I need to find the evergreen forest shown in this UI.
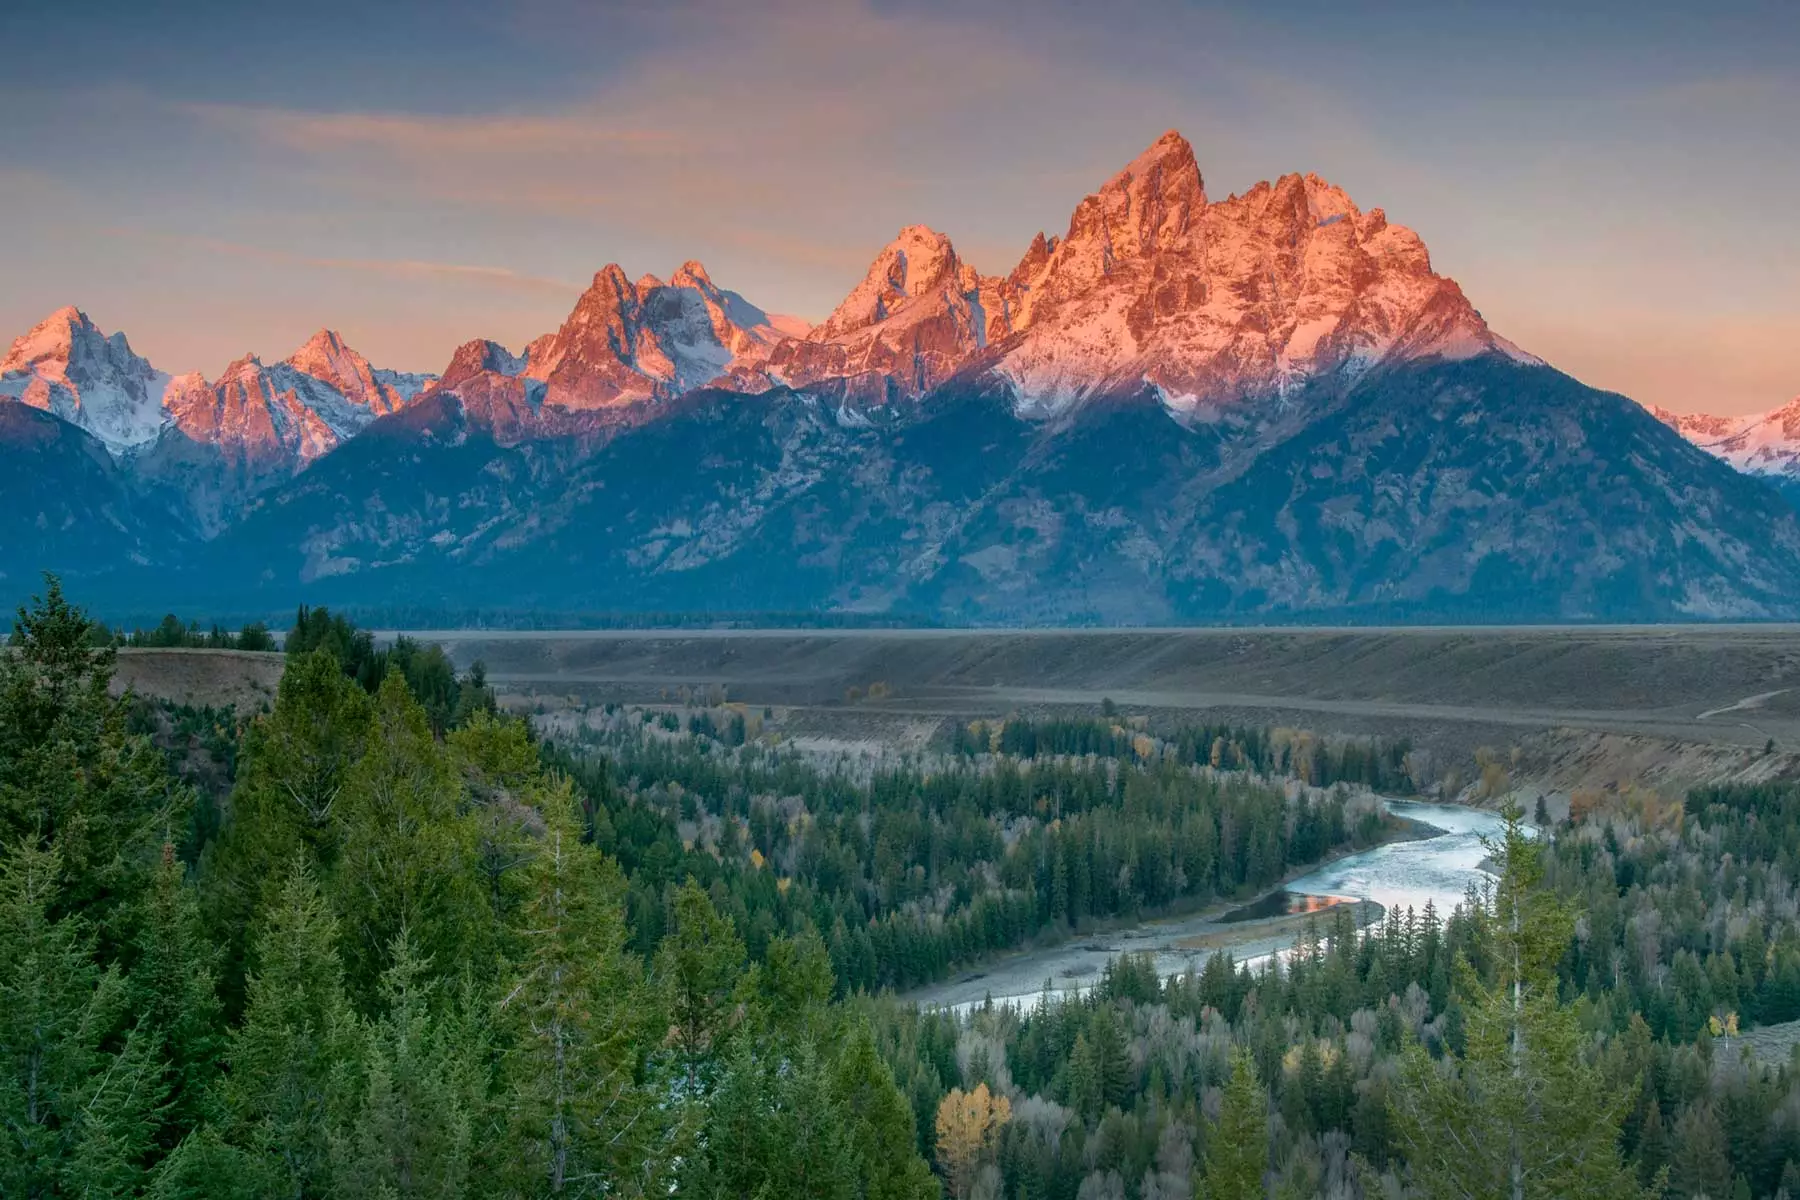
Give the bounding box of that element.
[3,579,1798,1198]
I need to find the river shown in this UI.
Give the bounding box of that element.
[905,800,1510,1014]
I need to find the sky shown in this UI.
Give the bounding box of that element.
[1,0,1796,415]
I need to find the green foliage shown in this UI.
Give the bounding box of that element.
[553,718,1376,994]
[655,880,747,1086]
[10,580,1800,1198]
[328,673,489,1009]
[115,616,273,651]
[0,838,168,1198]
[0,574,187,949]
[953,713,1417,795]
[287,605,495,734]
[331,934,478,1200]
[0,584,945,1199]
[219,860,361,1197]
[496,787,667,1197]
[1200,1049,1268,1200]
[130,846,223,1141]
[202,648,374,1016]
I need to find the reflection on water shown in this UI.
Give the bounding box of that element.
[1286,800,1510,918]
[1221,889,1357,923]
[912,799,1512,1016]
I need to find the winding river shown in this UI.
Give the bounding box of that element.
[906,800,1509,1014]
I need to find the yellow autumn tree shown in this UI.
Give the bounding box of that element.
[934,1082,1012,1199]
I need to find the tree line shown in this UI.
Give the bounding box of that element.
[950,715,1417,794]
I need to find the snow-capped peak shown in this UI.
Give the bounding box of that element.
[761,226,993,400]
[985,129,1525,416]
[1652,395,1800,485]
[0,305,441,465]
[812,226,963,343]
[0,305,88,370]
[516,261,802,410]
[0,306,172,453]
[441,339,529,388]
[159,328,437,470]
[283,327,428,416]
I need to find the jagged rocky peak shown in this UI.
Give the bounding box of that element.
[519,260,800,410]
[669,259,714,290]
[1015,128,1206,312]
[440,339,529,388]
[762,225,993,400]
[0,305,171,453]
[159,330,435,470]
[987,128,1533,416]
[1,304,90,369]
[811,225,967,342]
[283,328,428,414]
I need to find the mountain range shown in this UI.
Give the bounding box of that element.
[1651,399,1800,504]
[6,130,1799,623]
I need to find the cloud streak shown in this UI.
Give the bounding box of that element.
[175,0,1191,279]
[109,228,584,297]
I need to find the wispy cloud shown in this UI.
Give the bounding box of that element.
[173,0,1192,276]
[103,228,583,297]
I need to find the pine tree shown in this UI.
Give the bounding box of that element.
[148,1126,261,1200]
[498,784,665,1197]
[829,1023,940,1200]
[329,672,487,1009]
[654,879,747,1089]
[1067,1032,1101,1123]
[1198,1048,1267,1200]
[1636,1096,1670,1189]
[204,648,373,1016]
[447,713,544,929]
[130,844,225,1142]
[0,838,168,1197]
[1668,1103,1732,1200]
[1088,1006,1132,1113]
[1389,807,1654,1200]
[221,859,361,1198]
[748,926,836,1036]
[696,1037,856,1200]
[333,933,475,1199]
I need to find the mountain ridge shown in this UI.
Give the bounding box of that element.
[5,129,1799,622]
[1653,396,1800,498]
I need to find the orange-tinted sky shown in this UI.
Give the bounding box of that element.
[2,0,1796,415]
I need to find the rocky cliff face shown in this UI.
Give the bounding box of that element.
[159,329,430,470]
[766,226,992,402]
